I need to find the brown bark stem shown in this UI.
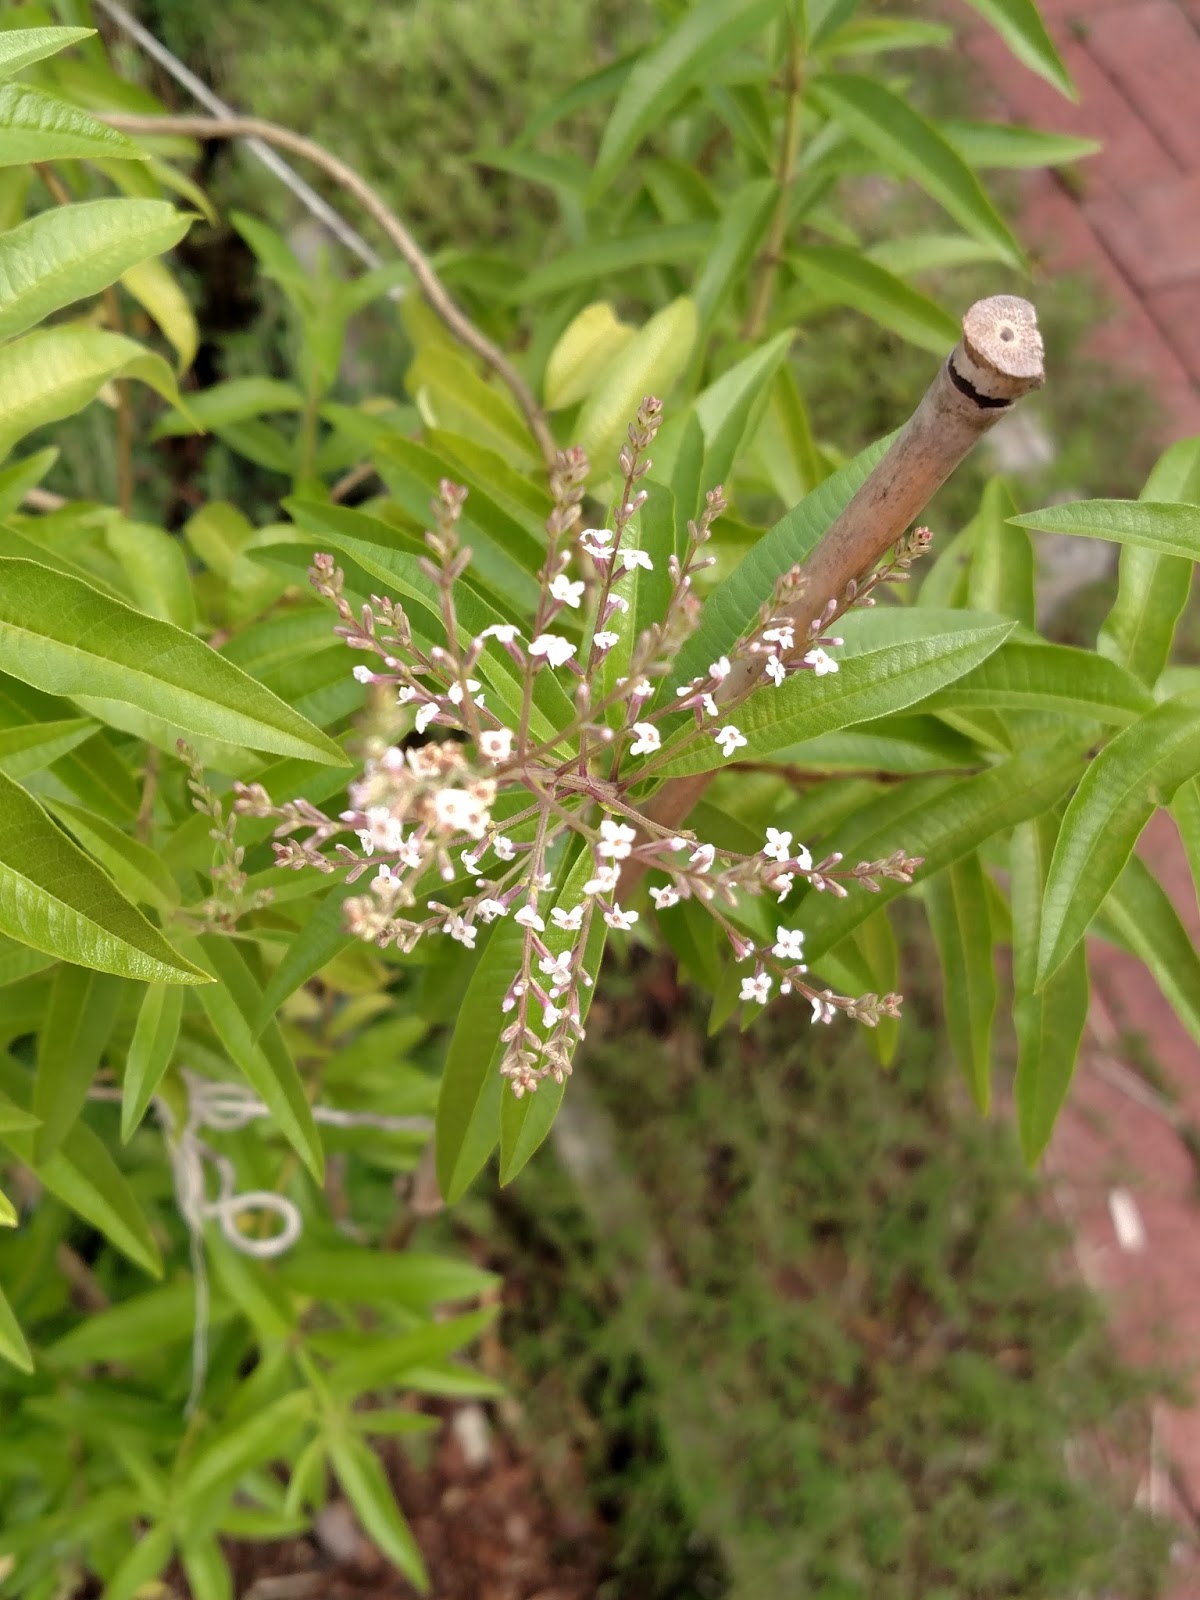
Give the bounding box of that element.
[102,112,559,474]
[631,295,1045,880]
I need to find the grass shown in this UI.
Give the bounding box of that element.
[468,948,1172,1599]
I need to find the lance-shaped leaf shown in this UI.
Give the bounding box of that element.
[0,1280,31,1373]
[966,477,1034,629]
[0,82,143,167]
[0,558,345,763]
[1010,814,1089,1162]
[0,198,192,344]
[791,245,960,354]
[0,26,96,78]
[1037,698,1200,986]
[920,638,1153,725]
[33,964,123,1162]
[1096,854,1200,1052]
[121,982,183,1141]
[959,0,1075,98]
[0,768,204,982]
[1011,498,1200,560]
[327,1425,428,1591]
[924,853,997,1111]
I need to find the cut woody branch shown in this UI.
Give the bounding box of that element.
[626,294,1046,886]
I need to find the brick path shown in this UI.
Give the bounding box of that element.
[957,4,1200,1587]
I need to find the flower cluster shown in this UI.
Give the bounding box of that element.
[235,399,923,1096]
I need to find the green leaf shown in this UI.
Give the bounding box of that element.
[0,1052,162,1275]
[1098,436,1200,686]
[180,1391,312,1509]
[1011,498,1200,560]
[180,1538,233,1600]
[799,738,1084,961]
[0,26,96,78]
[867,233,1009,276]
[1097,854,1200,1051]
[921,638,1153,725]
[0,716,96,778]
[0,767,204,982]
[0,558,346,763]
[318,1306,497,1398]
[0,1279,31,1373]
[0,198,191,344]
[543,301,635,409]
[1038,698,1200,986]
[966,477,1034,629]
[923,854,996,1110]
[692,331,794,490]
[408,345,537,464]
[278,1247,496,1311]
[48,799,180,912]
[509,224,711,302]
[152,375,304,437]
[692,177,777,337]
[327,1426,428,1590]
[182,933,324,1183]
[589,0,777,196]
[652,613,1014,778]
[103,518,196,631]
[0,446,58,518]
[791,244,960,354]
[121,982,182,1141]
[46,1279,208,1367]
[1172,778,1200,919]
[0,82,143,167]
[122,254,200,372]
[810,74,1023,266]
[1011,814,1089,1162]
[96,1523,174,1600]
[0,325,187,461]
[252,883,357,1037]
[576,297,698,472]
[33,964,122,1162]
[959,0,1076,98]
[938,119,1098,170]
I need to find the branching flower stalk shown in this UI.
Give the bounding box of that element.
[235,401,922,1096]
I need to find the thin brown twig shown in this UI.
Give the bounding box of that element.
[330,460,380,503]
[101,112,558,473]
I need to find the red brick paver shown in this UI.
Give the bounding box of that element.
[955,5,1200,1587]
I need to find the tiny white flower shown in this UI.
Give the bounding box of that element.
[598,819,638,860]
[676,682,697,698]
[550,904,585,932]
[415,702,439,733]
[604,905,639,931]
[669,837,689,852]
[606,595,629,615]
[374,862,399,889]
[769,871,794,901]
[529,633,576,669]
[811,993,836,1025]
[398,684,418,704]
[476,898,508,922]
[715,724,747,758]
[480,623,519,644]
[764,655,786,687]
[762,625,795,650]
[689,843,715,873]
[493,835,516,861]
[804,647,839,676]
[793,844,813,872]
[650,885,680,910]
[763,828,792,864]
[539,951,573,986]
[579,526,613,548]
[353,664,375,684]
[630,678,653,701]
[629,722,661,756]
[479,727,514,763]
[709,657,730,683]
[514,904,545,932]
[542,1002,563,1028]
[583,864,620,896]
[445,914,477,949]
[772,927,806,962]
[399,837,425,869]
[620,549,653,574]
[356,829,375,856]
[590,630,618,655]
[550,573,585,608]
[447,678,482,706]
[461,849,481,875]
[700,693,719,718]
[740,972,772,1005]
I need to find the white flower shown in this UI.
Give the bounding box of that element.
[762,625,795,650]
[604,905,639,930]
[772,927,806,962]
[629,722,661,756]
[550,573,585,608]
[539,951,574,987]
[374,862,399,890]
[593,630,620,652]
[764,655,785,687]
[514,904,545,932]
[550,904,584,932]
[433,789,489,839]
[583,864,620,896]
[709,657,730,682]
[398,837,425,869]
[606,595,629,615]
[476,898,508,922]
[415,702,439,733]
[650,885,679,910]
[689,843,715,873]
[492,835,516,861]
[804,647,839,676]
[763,828,792,864]
[630,677,652,701]
[676,682,698,697]
[598,819,638,860]
[793,844,813,872]
[769,871,794,901]
[353,664,375,684]
[447,678,482,705]
[365,806,404,853]
[529,633,576,669]
[740,972,772,1005]
[715,724,747,758]
[579,526,613,550]
[480,623,519,644]
[356,829,375,857]
[811,993,836,1025]
[542,1002,563,1028]
[700,693,719,718]
[479,727,514,763]
[444,914,477,949]
[669,837,689,852]
[461,848,481,875]
[619,549,653,574]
